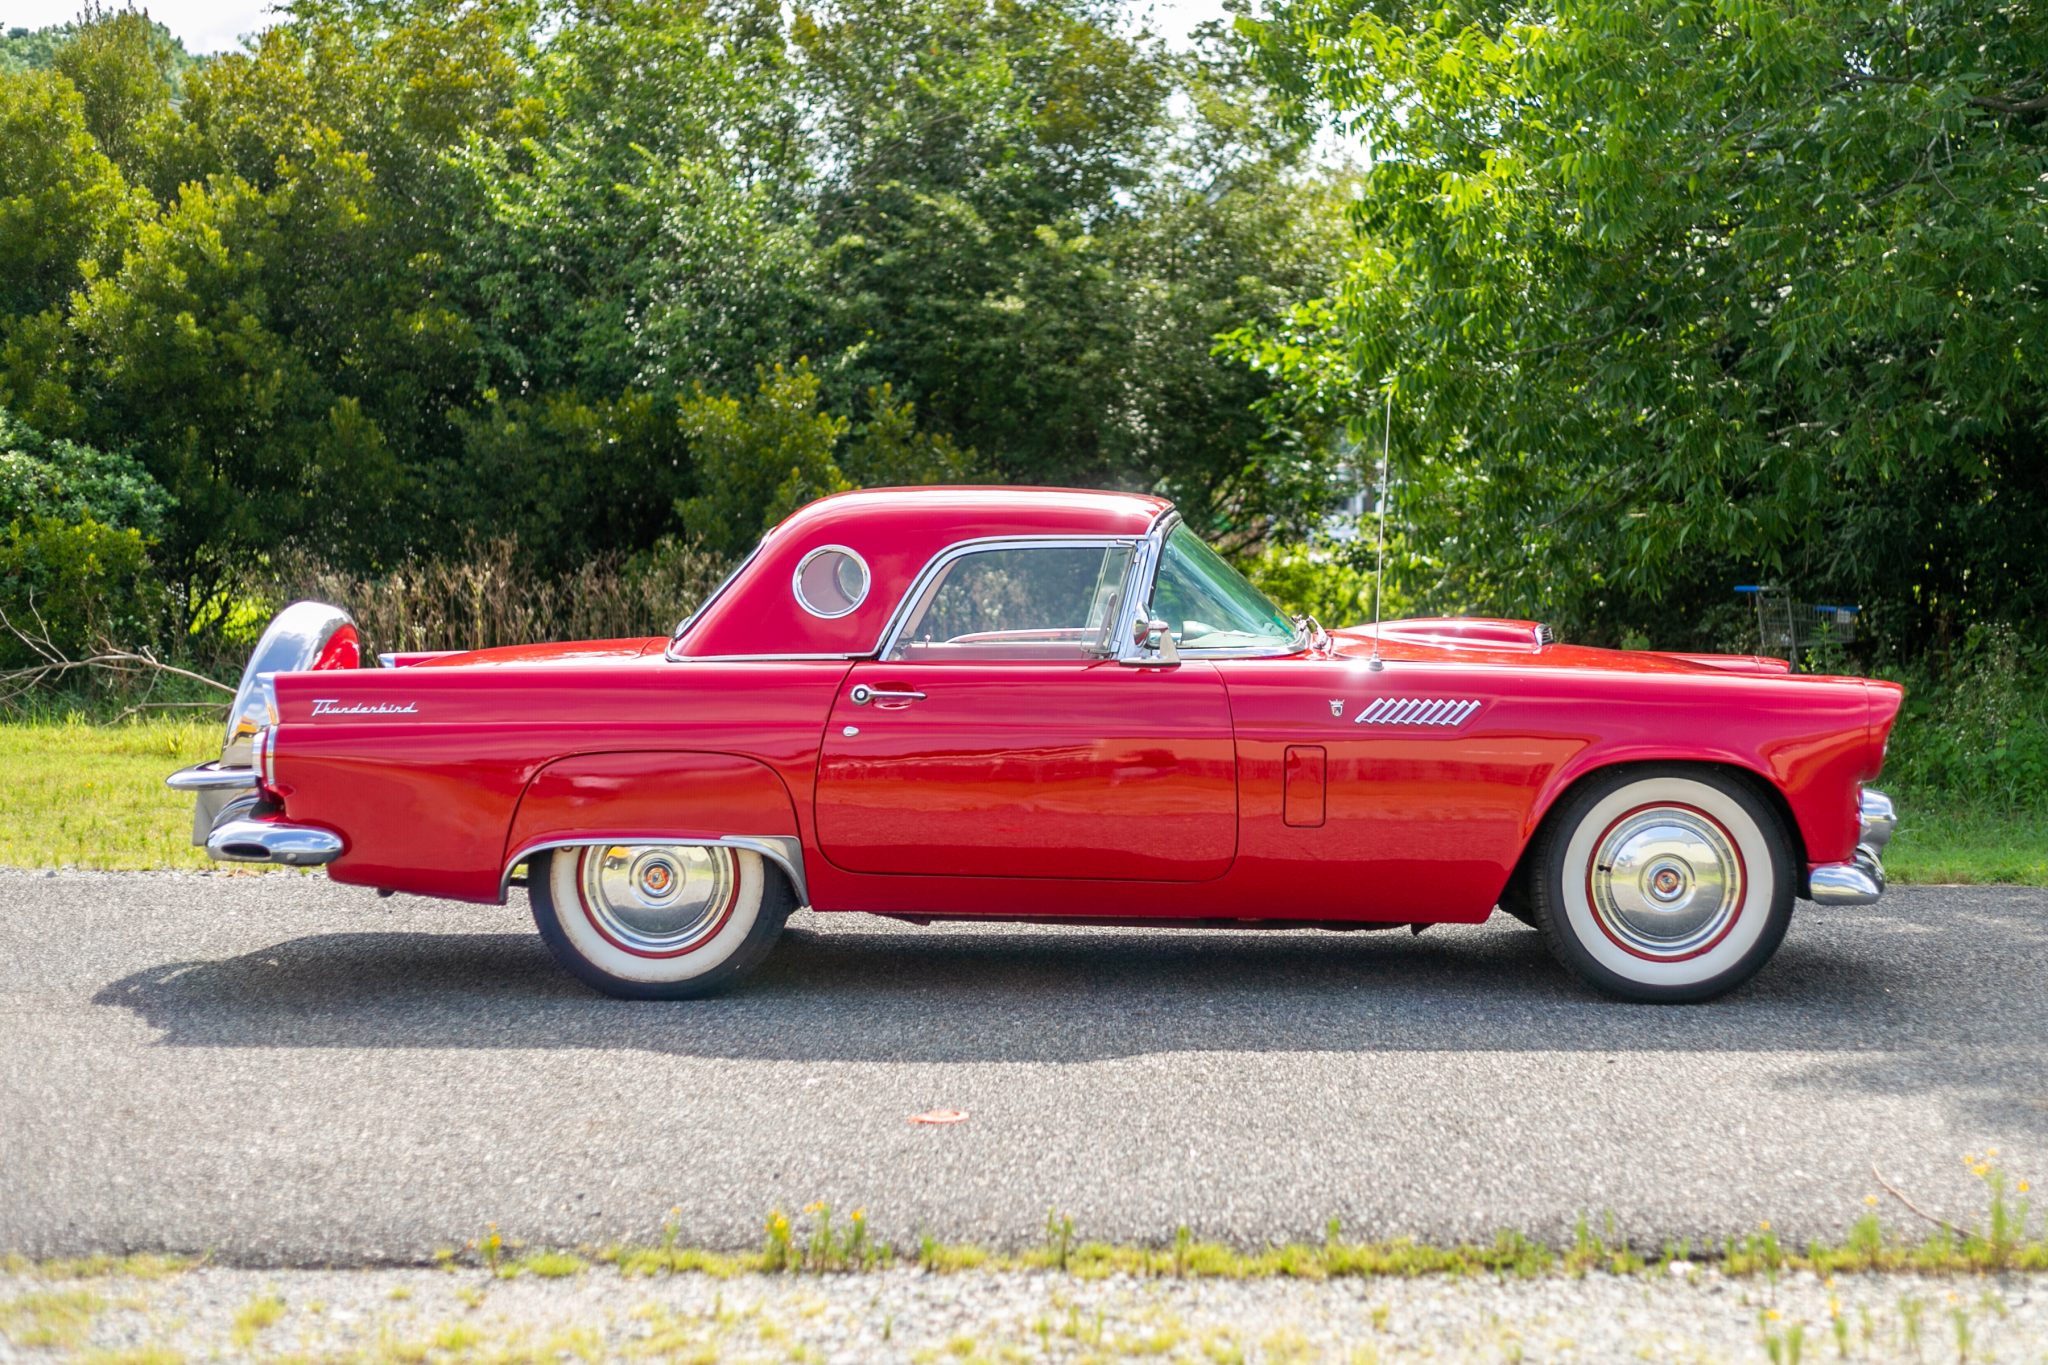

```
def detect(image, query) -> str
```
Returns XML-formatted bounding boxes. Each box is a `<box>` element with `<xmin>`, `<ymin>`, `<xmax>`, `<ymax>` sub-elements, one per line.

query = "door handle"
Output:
<box><xmin>849</xmin><ymin>684</ymin><xmax>927</xmax><ymax>706</ymax></box>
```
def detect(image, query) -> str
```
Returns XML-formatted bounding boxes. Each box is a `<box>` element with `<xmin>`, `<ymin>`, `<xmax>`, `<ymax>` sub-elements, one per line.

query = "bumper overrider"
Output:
<box><xmin>1805</xmin><ymin>788</ymin><xmax>1895</xmax><ymax>906</ymax></box>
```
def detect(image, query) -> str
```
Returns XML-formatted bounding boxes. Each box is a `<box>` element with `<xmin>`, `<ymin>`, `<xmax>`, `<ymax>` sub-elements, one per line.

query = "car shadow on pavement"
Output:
<box><xmin>89</xmin><ymin>908</ymin><xmax>1932</xmax><ymax>1066</ymax></box>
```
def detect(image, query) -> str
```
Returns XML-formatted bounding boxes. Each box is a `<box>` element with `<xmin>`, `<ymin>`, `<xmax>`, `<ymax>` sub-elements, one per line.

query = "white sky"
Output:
<box><xmin>3</xmin><ymin>0</ymin><xmax>1233</xmax><ymax>53</ymax></box>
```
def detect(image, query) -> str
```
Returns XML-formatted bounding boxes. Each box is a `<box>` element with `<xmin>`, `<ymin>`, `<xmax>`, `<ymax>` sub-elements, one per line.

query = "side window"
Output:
<box><xmin>887</xmin><ymin>544</ymin><xmax>1134</xmax><ymax>662</ymax></box>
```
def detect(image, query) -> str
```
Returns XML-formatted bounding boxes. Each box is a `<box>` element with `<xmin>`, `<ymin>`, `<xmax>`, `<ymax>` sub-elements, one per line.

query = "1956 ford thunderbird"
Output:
<box><xmin>169</xmin><ymin>487</ymin><xmax>1902</xmax><ymax>1003</ymax></box>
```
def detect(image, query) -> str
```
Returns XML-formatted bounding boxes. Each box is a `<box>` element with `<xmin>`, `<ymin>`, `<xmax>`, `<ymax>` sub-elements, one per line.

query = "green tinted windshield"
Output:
<box><xmin>1152</xmin><ymin>525</ymin><xmax>1301</xmax><ymax>651</ymax></box>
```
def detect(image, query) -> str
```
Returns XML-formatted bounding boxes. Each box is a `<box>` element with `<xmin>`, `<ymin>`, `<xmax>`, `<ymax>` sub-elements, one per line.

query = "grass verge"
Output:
<box><xmin>0</xmin><ymin>718</ymin><xmax>2038</xmax><ymax>884</ymax></box>
<box><xmin>0</xmin><ymin>718</ymin><xmax>222</xmax><ymax>871</ymax></box>
<box><xmin>8</xmin><ymin>1170</ymin><xmax>2048</xmax><ymax>1284</ymax></box>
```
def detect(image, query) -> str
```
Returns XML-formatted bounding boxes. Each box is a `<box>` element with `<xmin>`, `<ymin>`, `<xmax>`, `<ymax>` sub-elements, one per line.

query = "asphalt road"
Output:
<box><xmin>2</xmin><ymin>870</ymin><xmax>2044</xmax><ymax>1264</ymax></box>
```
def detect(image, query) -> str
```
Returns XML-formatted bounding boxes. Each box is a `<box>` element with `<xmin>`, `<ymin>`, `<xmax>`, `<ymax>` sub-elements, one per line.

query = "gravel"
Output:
<box><xmin>3</xmin><ymin>1263</ymin><xmax>2044</xmax><ymax>1363</ymax></box>
<box><xmin>1</xmin><ymin>872</ymin><xmax>2045</xmax><ymax>1262</ymax></box>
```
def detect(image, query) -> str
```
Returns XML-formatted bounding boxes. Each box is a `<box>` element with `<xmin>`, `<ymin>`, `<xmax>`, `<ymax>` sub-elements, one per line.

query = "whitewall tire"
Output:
<box><xmin>529</xmin><ymin>844</ymin><xmax>793</xmax><ymax>999</ymax></box>
<box><xmin>1529</xmin><ymin>767</ymin><xmax>1795</xmax><ymax>1003</ymax></box>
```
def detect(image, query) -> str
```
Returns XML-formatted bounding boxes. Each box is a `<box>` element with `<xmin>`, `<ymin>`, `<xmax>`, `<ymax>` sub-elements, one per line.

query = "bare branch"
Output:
<box><xmin>0</xmin><ymin>605</ymin><xmax>235</xmax><ymax>709</ymax></box>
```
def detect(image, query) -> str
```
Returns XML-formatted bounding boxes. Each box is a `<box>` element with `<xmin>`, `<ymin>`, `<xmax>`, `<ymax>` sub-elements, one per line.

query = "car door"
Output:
<box><xmin>811</xmin><ymin>539</ymin><xmax>1238</xmax><ymax>882</ymax></box>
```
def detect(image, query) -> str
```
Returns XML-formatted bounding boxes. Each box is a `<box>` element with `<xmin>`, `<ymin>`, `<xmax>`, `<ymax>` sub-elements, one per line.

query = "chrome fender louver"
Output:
<box><xmin>1353</xmin><ymin>697</ymin><xmax>1483</xmax><ymax>728</ymax></box>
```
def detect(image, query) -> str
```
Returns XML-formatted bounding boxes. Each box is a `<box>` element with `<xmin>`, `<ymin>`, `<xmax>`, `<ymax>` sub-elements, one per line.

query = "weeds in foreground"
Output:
<box><xmin>0</xmin><ymin>1287</ymin><xmax>103</xmax><ymax>1348</ymax></box>
<box><xmin>229</xmin><ymin>1292</ymin><xmax>284</xmax><ymax>1348</ymax></box>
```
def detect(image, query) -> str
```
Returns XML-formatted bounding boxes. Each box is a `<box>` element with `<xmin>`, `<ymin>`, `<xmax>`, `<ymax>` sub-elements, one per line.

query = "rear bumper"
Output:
<box><xmin>205</xmin><ymin>816</ymin><xmax>344</xmax><ymax>867</ymax></box>
<box><xmin>1804</xmin><ymin>787</ymin><xmax>1895</xmax><ymax>906</ymax></box>
<box><xmin>169</xmin><ymin>761</ymin><xmax>343</xmax><ymax>867</ymax></box>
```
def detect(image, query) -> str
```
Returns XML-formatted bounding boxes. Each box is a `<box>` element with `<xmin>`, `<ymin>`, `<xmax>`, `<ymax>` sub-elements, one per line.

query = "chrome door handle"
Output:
<box><xmin>849</xmin><ymin>684</ymin><xmax>927</xmax><ymax>706</ymax></box>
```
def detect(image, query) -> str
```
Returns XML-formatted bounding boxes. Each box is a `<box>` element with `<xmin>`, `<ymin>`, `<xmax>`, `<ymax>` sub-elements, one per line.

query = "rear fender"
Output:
<box><xmin>502</xmin><ymin>751</ymin><xmax>804</xmax><ymax>903</ymax></box>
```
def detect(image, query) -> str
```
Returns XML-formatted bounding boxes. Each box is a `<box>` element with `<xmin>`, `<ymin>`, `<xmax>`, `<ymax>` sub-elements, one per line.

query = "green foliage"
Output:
<box><xmin>0</xmin><ymin>66</ymin><xmax>144</xmax><ymax>321</ymax></box>
<box><xmin>1238</xmin><ymin>0</ymin><xmax>2048</xmax><ymax>653</ymax></box>
<box><xmin>1883</xmin><ymin>626</ymin><xmax>2048</xmax><ymax>809</ymax></box>
<box><xmin>0</xmin><ymin>407</ymin><xmax>170</xmax><ymax>540</ymax></box>
<box><xmin>0</xmin><ymin>0</ymin><xmax>1343</xmax><ymax>637</ymax></box>
<box><xmin>1243</xmin><ymin>542</ymin><xmax>1382</xmax><ymax>628</ymax></box>
<box><xmin>0</xmin><ymin>515</ymin><xmax>159</xmax><ymax>665</ymax></box>
<box><xmin>674</xmin><ymin>364</ymin><xmax>852</xmax><ymax>557</ymax></box>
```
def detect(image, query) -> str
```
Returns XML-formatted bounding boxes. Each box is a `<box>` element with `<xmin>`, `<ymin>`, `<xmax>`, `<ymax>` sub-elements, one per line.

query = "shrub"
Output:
<box><xmin>0</xmin><ymin>514</ymin><xmax>161</xmax><ymax>666</ymax></box>
<box><xmin>1883</xmin><ymin>626</ymin><xmax>2048</xmax><ymax>810</ymax></box>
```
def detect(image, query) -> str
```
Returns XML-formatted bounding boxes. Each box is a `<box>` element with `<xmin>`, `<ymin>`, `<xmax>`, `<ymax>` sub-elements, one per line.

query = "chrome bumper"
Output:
<box><xmin>168</xmin><ymin>761</ymin><xmax>343</xmax><ymax>867</ymax></box>
<box><xmin>205</xmin><ymin>817</ymin><xmax>344</xmax><ymax>866</ymax></box>
<box><xmin>1805</xmin><ymin>787</ymin><xmax>1895</xmax><ymax>906</ymax></box>
<box><xmin>168</xmin><ymin>761</ymin><xmax>259</xmax><ymax>846</ymax></box>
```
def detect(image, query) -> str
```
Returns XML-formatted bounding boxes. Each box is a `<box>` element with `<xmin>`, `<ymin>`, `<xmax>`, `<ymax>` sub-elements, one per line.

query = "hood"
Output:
<box><xmin>1330</xmin><ymin>618</ymin><xmax>1801</xmax><ymax>679</ymax></box>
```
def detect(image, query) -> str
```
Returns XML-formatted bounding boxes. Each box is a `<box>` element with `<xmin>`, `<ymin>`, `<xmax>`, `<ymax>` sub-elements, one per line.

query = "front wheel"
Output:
<box><xmin>529</xmin><ymin>844</ymin><xmax>793</xmax><ymax>999</ymax></box>
<box><xmin>1529</xmin><ymin>767</ymin><xmax>1794</xmax><ymax>1003</ymax></box>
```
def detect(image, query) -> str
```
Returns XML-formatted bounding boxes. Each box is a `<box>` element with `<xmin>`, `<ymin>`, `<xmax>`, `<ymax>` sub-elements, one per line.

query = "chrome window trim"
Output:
<box><xmin>664</xmin><ymin>542</ymin><xmax>766</xmax><ymax>662</ymax></box>
<box><xmin>874</xmin><ymin>534</ymin><xmax>1142</xmax><ymax>662</ymax></box>
<box><xmin>1120</xmin><ymin>511</ymin><xmax>1310</xmax><ymax>662</ymax></box>
<box><xmin>791</xmin><ymin>544</ymin><xmax>872</xmax><ymax>620</ymax></box>
<box><xmin>499</xmin><ymin>834</ymin><xmax>809</xmax><ymax>906</ymax></box>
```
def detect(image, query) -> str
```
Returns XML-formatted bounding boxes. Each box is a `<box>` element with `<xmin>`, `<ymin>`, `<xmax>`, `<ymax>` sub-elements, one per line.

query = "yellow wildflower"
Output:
<box><xmin>1864</xmin><ymin>1194</ymin><xmax>1880</xmax><ymax>1206</ymax></box>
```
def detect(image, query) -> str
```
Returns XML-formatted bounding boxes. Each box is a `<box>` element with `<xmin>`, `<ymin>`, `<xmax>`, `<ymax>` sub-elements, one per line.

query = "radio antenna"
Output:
<box><xmin>1367</xmin><ymin>388</ymin><xmax>1392</xmax><ymax>673</ymax></box>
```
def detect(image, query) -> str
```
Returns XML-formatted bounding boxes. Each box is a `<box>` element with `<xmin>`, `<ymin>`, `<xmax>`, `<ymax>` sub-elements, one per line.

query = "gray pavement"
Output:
<box><xmin>0</xmin><ymin>870</ymin><xmax>2043</xmax><ymax>1264</ymax></box>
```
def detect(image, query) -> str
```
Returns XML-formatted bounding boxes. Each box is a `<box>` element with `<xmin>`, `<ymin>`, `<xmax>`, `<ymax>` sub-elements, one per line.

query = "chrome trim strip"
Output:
<box><xmin>1807</xmin><ymin>844</ymin><xmax>1886</xmax><ymax>906</ymax></box>
<box><xmin>875</xmin><ymin>534</ymin><xmax>1140</xmax><ymax>662</ymax></box>
<box><xmin>1859</xmin><ymin>787</ymin><xmax>1896</xmax><ymax>853</ymax></box>
<box><xmin>205</xmin><ymin>818</ymin><xmax>344</xmax><ymax>866</ymax></box>
<box><xmin>499</xmin><ymin>834</ymin><xmax>809</xmax><ymax>906</ymax></box>
<box><xmin>166</xmin><ymin>761</ymin><xmax>259</xmax><ymax>792</ymax></box>
<box><xmin>790</xmin><ymin>544</ymin><xmax>872</xmax><ymax>620</ymax></box>
<box><xmin>668</xmin><ymin>653</ymin><xmax>864</xmax><ymax>663</ymax></box>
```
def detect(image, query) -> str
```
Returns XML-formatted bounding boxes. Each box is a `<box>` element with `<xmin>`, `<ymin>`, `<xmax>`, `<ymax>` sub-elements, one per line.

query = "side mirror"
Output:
<box><xmin>1131</xmin><ymin>617</ymin><xmax>1180</xmax><ymax>666</ymax></box>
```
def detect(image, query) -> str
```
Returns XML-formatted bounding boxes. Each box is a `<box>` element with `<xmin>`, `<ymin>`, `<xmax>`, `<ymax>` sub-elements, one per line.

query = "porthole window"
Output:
<box><xmin>792</xmin><ymin>545</ymin><xmax>870</xmax><ymax>619</ymax></box>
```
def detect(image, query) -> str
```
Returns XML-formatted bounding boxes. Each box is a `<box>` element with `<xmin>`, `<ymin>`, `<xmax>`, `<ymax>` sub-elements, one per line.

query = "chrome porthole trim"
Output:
<box><xmin>791</xmin><ymin>544</ymin><xmax>872</xmax><ymax>620</ymax></box>
<box><xmin>1587</xmin><ymin>805</ymin><xmax>1744</xmax><ymax>959</ymax></box>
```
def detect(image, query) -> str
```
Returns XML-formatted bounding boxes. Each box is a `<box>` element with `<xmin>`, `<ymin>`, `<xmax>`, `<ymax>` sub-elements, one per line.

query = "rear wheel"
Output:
<box><xmin>1529</xmin><ymin>766</ymin><xmax>1794</xmax><ymax>1003</ymax></box>
<box><xmin>529</xmin><ymin>844</ymin><xmax>793</xmax><ymax>999</ymax></box>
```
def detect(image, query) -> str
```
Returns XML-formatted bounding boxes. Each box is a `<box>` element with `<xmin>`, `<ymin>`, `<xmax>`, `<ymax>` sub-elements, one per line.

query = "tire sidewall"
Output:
<box><xmin>1540</xmin><ymin>769</ymin><xmax>1793</xmax><ymax>1002</ymax></box>
<box><xmin>531</xmin><ymin>846</ymin><xmax>785</xmax><ymax>999</ymax></box>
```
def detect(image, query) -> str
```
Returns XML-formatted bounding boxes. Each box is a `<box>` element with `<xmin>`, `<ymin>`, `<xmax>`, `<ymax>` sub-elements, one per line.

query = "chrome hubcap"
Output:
<box><xmin>579</xmin><ymin>845</ymin><xmax>737</xmax><ymax>955</ymax></box>
<box><xmin>1589</xmin><ymin>807</ymin><xmax>1742</xmax><ymax>958</ymax></box>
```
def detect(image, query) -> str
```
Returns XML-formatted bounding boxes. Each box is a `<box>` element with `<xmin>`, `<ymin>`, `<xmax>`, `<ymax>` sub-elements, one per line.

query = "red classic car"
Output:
<box><xmin>169</xmin><ymin>487</ymin><xmax>1902</xmax><ymax>1003</ymax></box>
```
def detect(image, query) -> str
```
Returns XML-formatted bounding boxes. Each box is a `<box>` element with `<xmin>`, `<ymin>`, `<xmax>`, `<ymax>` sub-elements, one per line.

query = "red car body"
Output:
<box><xmin>176</xmin><ymin>488</ymin><xmax>1901</xmax><ymax>929</ymax></box>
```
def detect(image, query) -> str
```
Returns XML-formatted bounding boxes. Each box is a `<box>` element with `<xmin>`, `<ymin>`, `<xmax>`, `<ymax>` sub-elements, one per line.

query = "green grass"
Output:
<box><xmin>0</xmin><ymin>718</ymin><xmax>2038</xmax><ymax>884</ymax></box>
<box><xmin>1882</xmin><ymin>799</ymin><xmax>2048</xmax><ymax>885</ymax></box>
<box><xmin>0</xmin><ymin>717</ymin><xmax>226</xmax><ymax>871</ymax></box>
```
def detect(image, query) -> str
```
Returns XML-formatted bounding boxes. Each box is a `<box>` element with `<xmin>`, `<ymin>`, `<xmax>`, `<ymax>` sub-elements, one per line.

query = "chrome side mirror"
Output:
<box><xmin>1127</xmin><ymin>617</ymin><xmax>1180</xmax><ymax>666</ymax></box>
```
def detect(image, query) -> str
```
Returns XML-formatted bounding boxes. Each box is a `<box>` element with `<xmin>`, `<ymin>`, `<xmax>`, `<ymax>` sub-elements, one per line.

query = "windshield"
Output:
<box><xmin>1152</xmin><ymin>525</ymin><xmax>1301</xmax><ymax>651</ymax></box>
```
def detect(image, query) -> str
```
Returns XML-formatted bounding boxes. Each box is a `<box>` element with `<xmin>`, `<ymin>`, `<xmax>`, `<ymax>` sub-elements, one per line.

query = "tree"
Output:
<box><xmin>1238</xmin><ymin>0</ymin><xmax>2048</xmax><ymax>653</ymax></box>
